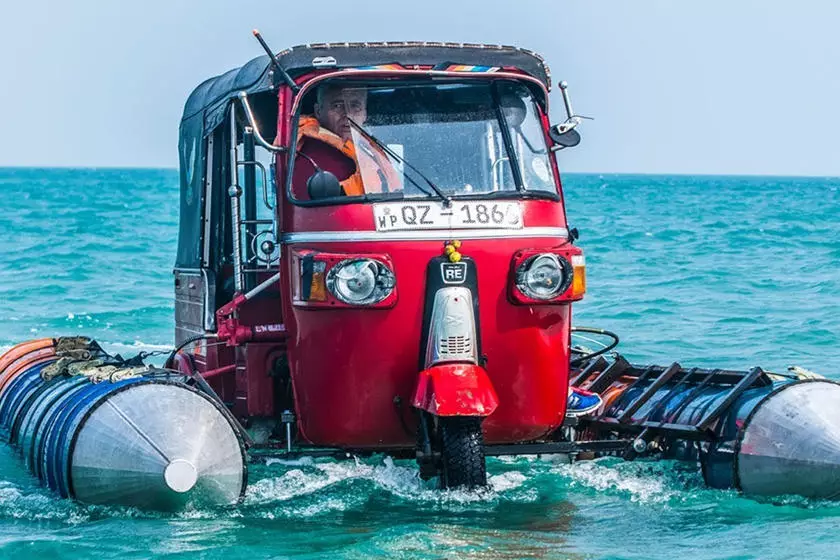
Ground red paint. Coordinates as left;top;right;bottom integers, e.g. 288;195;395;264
412;363;499;417
233;342;283;418
281;236;572;447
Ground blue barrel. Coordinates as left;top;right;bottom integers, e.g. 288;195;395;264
0;360;56;438
19;377;89;473
0;358;247;510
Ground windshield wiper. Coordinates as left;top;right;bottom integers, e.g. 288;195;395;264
492;85;526;191
347;117;452;206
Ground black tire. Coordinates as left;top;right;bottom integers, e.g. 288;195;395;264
439;416;487;489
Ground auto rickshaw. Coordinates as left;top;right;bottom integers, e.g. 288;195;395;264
172;34;589;488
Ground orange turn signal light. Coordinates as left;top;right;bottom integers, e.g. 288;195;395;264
571;254;586;298
309;271;328;301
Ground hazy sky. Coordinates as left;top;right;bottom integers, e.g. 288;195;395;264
1;0;838;175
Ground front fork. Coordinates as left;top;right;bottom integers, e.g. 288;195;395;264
411;281;499;481
415;411;439;480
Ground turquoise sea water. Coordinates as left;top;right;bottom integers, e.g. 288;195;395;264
0;168;838;559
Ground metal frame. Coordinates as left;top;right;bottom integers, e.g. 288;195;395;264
228;108;245;293
227;98;284;292
246;438;632;463
284;70;553;208
202;135;215;269
578;354;773;446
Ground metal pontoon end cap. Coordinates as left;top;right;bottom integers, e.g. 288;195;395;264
69;381;247;510
737;379;840;499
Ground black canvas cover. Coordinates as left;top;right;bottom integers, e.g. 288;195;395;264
180;42;551;129
175;111;205;268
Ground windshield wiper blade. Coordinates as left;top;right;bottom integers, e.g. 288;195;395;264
347;117;452;206
492;84;525;191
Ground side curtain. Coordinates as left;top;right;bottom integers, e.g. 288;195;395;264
175;114;206;269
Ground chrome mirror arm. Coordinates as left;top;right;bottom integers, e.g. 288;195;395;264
555;81;583;134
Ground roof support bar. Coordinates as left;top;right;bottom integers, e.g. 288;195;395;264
229;107;244;293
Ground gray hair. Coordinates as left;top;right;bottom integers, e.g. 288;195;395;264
315;84;365;107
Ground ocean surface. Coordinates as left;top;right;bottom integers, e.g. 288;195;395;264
0;168;838;559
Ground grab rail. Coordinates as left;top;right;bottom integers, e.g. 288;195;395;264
237;91;285;153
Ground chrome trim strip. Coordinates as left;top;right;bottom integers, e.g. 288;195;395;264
229;108;244;292
202;134;214;268
281;227;568;243
291;70;549;116
202;268;216;332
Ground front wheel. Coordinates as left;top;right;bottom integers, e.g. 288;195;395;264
439;417;487;489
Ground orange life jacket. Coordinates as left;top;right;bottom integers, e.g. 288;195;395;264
297;116;401;196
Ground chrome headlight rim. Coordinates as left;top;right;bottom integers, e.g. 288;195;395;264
326;258;396;305
515;253;573;301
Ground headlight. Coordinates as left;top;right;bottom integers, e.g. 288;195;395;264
326;258;395;305
515;253;572;300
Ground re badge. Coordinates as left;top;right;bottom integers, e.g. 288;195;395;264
441;262;467;284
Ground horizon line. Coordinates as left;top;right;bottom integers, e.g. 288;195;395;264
1;165;838;180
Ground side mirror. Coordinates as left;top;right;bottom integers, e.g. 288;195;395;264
549;125;581;149
307;170;342;199
551;81;586;150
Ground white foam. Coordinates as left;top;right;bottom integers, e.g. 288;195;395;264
552;459;677;504
488;470;528;493
244;456;539;516
0;481;89;524
101;340;173;353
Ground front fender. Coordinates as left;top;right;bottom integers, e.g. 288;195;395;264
411;363;499;417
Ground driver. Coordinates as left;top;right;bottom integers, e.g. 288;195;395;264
297;84;401;196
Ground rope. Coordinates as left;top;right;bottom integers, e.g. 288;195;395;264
41;336;153;383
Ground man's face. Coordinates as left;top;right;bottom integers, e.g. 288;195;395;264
315;87;367;142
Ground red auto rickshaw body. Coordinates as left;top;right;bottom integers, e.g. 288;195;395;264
274;70;575;448
173;43;585;471
279;217;574;448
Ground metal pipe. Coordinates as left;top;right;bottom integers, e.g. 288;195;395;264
237;160;271;210
559;81;575;121
281;409;295;453
243;128;257;290
201;364;236;380
237;92;286;153
243;272;281;301
229;107;244;293
555;81;583;135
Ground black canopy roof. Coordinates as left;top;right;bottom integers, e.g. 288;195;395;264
181;42;551;124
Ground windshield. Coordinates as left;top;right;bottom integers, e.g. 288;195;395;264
290;79;556;202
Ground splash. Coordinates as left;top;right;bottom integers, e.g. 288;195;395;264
551;458;706;504
241;456;538;518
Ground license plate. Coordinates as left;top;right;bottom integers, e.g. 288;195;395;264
373;201;523;232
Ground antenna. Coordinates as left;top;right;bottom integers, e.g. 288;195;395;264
252;29;299;94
